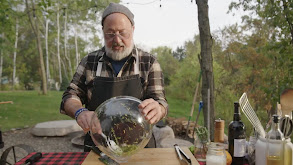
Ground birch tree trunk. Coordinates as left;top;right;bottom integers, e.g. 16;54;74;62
45;5;50;89
61;58;69;82
12;18;19;90
74;26;80;68
63;8;73;79
196;0;215;141
25;0;47;95
0;32;4;88
57;4;62;87
0;47;3;88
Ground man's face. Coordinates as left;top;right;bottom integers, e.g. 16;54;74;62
103;13;134;61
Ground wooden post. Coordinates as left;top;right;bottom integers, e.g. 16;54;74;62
0;101;13;105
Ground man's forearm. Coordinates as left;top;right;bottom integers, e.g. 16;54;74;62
64;98;84;119
160;104;167;119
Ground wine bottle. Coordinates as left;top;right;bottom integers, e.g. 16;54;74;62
228;102;246;165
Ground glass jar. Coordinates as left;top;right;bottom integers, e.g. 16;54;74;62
194;139;208;163
206;142;226;165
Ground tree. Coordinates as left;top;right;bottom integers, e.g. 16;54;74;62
230;0;293;45
151;46;179;86
172;46;186;61
196;0;215;140
12;18;19;90
168;38;202;101
227;0;293;116
25;0;47;95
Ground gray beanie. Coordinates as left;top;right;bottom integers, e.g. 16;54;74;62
102;3;134;26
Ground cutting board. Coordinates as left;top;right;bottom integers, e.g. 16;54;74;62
82;147;199;165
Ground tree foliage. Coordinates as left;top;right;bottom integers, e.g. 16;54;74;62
0;0;117;91
226;0;293;115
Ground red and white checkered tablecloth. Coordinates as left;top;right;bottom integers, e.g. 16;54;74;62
15;152;88;165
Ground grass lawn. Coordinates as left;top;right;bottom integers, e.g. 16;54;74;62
0;91;71;131
0;90;202;131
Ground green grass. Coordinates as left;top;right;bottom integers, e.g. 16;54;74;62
0;91;71;131
0;90;204;132
166;97;205;126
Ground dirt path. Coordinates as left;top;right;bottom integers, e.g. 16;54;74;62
0;127;83;158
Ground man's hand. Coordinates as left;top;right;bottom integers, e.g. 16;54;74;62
76;110;96;133
64;98;101;133
89;113;102;135
138;98;166;124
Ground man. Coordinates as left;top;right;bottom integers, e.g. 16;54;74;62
60;2;168;152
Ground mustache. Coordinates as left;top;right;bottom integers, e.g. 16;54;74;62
112;42;125;47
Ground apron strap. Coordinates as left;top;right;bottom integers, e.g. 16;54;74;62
96;61;103;77
134;47;139;75
97;48;139;77
95;51;104;77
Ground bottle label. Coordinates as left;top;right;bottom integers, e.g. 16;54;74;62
233;139;246;157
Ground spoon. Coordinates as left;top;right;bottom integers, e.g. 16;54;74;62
101;133;123;154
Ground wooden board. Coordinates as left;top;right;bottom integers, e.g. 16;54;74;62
82;147;199;165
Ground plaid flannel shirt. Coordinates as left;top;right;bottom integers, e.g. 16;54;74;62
60;47;168;114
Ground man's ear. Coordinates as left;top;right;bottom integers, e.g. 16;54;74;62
132;25;135;32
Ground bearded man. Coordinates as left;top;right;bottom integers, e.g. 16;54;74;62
60;3;168;152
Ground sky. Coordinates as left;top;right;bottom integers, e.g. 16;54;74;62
119;0;244;51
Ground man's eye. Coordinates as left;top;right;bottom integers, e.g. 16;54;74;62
107;33;115;36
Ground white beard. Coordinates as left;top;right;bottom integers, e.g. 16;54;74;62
105;40;134;61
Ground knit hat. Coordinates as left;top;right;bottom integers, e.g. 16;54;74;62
102;3;134;26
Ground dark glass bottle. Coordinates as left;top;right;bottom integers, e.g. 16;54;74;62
228;102;246;165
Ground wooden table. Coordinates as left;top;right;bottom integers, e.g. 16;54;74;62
82;147;199;165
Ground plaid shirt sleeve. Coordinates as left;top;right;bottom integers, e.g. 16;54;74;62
141;51;169;115
60;55;89;114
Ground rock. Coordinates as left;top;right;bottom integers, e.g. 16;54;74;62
160;138;193;148
152;125;175;148
31;120;83;137
71;132;85;148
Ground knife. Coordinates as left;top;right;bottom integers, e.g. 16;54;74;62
22;152;42;165
85;145;119;165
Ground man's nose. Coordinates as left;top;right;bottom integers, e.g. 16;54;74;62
113;34;122;43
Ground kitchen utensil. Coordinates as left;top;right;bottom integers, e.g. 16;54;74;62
85;145;119;165
23;152;42;165
239;93;266;138
280;89;293;118
192;101;203;138
174;144;191;164
185;71;202;139
207;89;210;142
280;115;293;138
101;133;122;154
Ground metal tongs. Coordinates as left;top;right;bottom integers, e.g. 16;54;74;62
174;144;191;165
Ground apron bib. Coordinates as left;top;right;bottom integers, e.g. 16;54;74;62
84;49;154;152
